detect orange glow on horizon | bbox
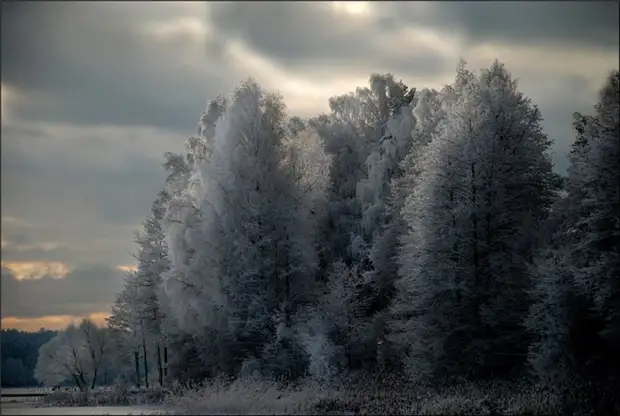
[1,312,111,332]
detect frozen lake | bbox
[1,403,164,415]
[1,388,165,415]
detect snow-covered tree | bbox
[315,75,413,271]
[528,70,620,383]
[572,71,619,345]
[158,96,230,381]
[35,326,88,390]
[106,188,173,387]
[78,318,111,389]
[35,320,110,391]
[391,60,555,381]
[107,271,148,387]
[160,80,330,379]
[211,80,322,378]
[281,126,332,226]
[306,75,416,371]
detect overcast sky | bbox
[1,1,618,331]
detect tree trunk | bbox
[163,345,168,379]
[90,368,98,390]
[134,351,141,388]
[78,371,87,392]
[71,374,83,391]
[142,336,149,389]
[471,162,479,274]
[156,343,163,387]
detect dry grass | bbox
[164,373,620,415]
[40,386,169,407]
[163,376,336,415]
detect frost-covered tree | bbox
[528,70,620,383]
[355,88,447,372]
[298,260,372,378]
[35,326,89,390]
[315,75,413,271]
[572,71,620,347]
[210,80,323,378]
[107,271,149,387]
[35,320,110,391]
[138,192,172,383]
[526,113,598,384]
[161,80,329,379]
[308,75,416,371]
[356,79,416,246]
[107,189,173,387]
[78,318,111,389]
[159,97,230,381]
[391,60,555,381]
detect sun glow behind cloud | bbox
[330,1,372,17]
[1,83,15,123]
[225,39,371,117]
[144,17,211,41]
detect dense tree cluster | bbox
[33,62,618,392]
[1,329,56,387]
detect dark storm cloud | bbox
[1,266,124,318]
[0,2,233,131]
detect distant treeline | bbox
[1,328,57,387]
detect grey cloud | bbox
[1,123,167,228]
[0,243,76,264]
[1,266,124,318]
[514,73,604,173]
[208,2,618,80]
[208,2,451,77]
[382,2,619,52]
[0,121,176,267]
[1,232,32,246]
[1,2,234,131]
